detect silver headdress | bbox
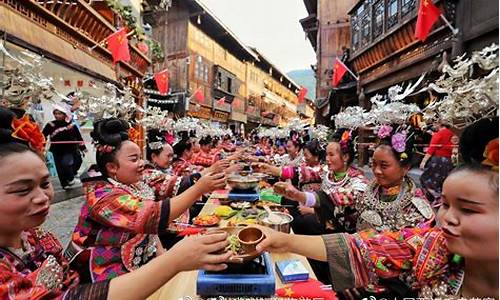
[424,43,499,128]
[77,83,139,120]
[140,106,174,131]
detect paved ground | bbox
[43,196,84,246]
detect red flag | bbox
[194,89,205,103]
[415,0,441,42]
[106,28,130,63]
[298,87,308,103]
[331,59,348,87]
[216,97,226,106]
[154,69,169,95]
[276,279,337,300]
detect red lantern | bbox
[136,41,149,55]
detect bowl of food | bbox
[210,227,262,263]
[251,172,269,181]
[258,212,293,233]
[227,174,259,190]
[237,227,264,255]
[273,182,289,195]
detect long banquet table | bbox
[148,194,316,300]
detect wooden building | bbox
[300,0,357,125]
[347,0,498,165]
[0,0,151,148]
[146,0,301,133]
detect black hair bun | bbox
[0,107,16,144]
[199,135,213,146]
[460,117,499,164]
[91,118,130,146]
[147,129,164,143]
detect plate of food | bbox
[240,207,263,219]
[193,215,220,227]
[255,201,285,211]
[230,201,252,210]
[251,172,269,181]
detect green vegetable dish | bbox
[225,234,242,255]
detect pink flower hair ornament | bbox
[377,125,393,139]
[96,144,115,153]
[391,132,407,153]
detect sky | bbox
[197,0,316,73]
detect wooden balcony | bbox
[0,0,151,78]
[348,0,456,92]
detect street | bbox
[43,196,84,247]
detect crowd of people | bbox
[0,95,497,299]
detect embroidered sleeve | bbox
[315,190,359,234]
[0,260,41,299]
[88,188,170,234]
[63,280,110,300]
[281,165,322,187]
[173,161,193,177]
[143,169,180,200]
[322,227,447,291]
[192,152,215,167]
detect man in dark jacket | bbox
[43,103,86,189]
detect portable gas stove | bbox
[196,252,275,297]
[227,188,260,202]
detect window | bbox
[204,66,209,82]
[217,72,223,88]
[227,77,232,93]
[372,0,384,38]
[360,7,371,46]
[351,15,360,51]
[195,56,208,83]
[401,0,416,16]
[387,0,399,29]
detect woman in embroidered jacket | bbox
[192,136,219,167]
[65,118,227,283]
[353,125,434,232]
[144,131,237,236]
[256,140,327,241]
[0,108,232,300]
[275,130,368,234]
[257,139,326,192]
[257,118,499,299]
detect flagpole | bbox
[337,59,359,81]
[88,29,135,51]
[187,86,202,101]
[439,14,459,35]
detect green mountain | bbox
[287,69,316,100]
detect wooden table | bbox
[148,197,316,300]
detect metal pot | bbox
[227,175,259,190]
[258,212,293,233]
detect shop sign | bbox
[187,105,212,119]
[261,118,275,126]
[248,115,261,123]
[230,111,247,123]
[213,110,229,123]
